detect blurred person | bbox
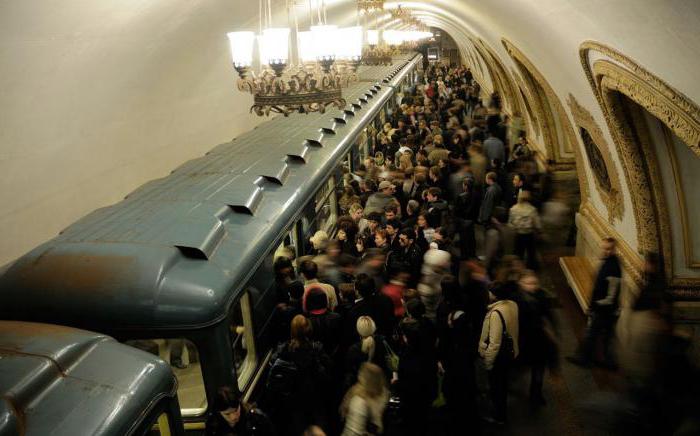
[478,172,503,226]
[205,386,273,436]
[567,238,622,369]
[479,284,519,424]
[517,270,558,405]
[344,317,390,391]
[271,280,305,345]
[344,273,395,345]
[417,249,451,322]
[508,190,541,270]
[436,276,479,435]
[305,287,342,358]
[454,177,480,259]
[300,260,338,312]
[340,363,390,436]
[365,181,400,216]
[396,319,438,436]
[267,315,332,436]
[381,270,409,320]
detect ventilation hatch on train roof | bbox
[247,158,290,185]
[161,202,227,260]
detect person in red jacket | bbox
[381,270,409,320]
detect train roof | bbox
[0,321,176,435]
[0,54,422,331]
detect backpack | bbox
[494,310,515,364]
[266,353,298,397]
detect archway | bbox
[581,41,700,298]
[502,38,576,172]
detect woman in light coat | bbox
[340,363,390,436]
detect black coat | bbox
[397,346,437,411]
[308,311,343,356]
[344,293,396,345]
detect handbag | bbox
[494,310,515,363]
[382,337,400,372]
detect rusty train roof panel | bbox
[0,321,176,435]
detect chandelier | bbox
[357,0,384,15]
[362,30,392,65]
[390,4,410,20]
[227,1,363,116]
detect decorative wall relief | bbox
[580,41,700,298]
[567,94,624,222]
[501,38,576,171]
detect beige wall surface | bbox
[0,0,267,265]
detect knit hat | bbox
[356,316,376,338]
[306,287,328,315]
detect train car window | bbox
[314,177,338,234]
[126,339,207,417]
[146,412,173,436]
[274,227,297,262]
[356,129,368,164]
[230,292,257,391]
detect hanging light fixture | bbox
[226,0,346,116]
[357,0,384,15]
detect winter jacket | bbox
[479,300,519,370]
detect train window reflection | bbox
[230,292,257,391]
[314,177,338,234]
[126,339,207,417]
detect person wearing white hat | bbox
[417,249,451,322]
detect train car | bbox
[0,321,183,436]
[0,53,422,430]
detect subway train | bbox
[0,53,423,432]
[0,321,184,436]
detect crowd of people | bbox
[204,63,698,436]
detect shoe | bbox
[594,360,618,371]
[530,394,547,406]
[171,360,188,370]
[482,416,505,425]
[566,355,592,368]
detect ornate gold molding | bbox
[501,38,576,168]
[511,68,541,138]
[567,94,624,222]
[663,127,700,268]
[472,38,523,118]
[580,41,700,298]
[580,41,700,154]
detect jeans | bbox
[514,232,538,270]
[488,359,510,422]
[577,310,617,364]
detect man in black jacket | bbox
[426,187,449,229]
[387,228,424,288]
[344,273,395,346]
[567,237,622,369]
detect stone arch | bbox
[581,41,700,298]
[471,38,523,119]
[567,94,624,223]
[502,38,576,171]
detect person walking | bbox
[508,190,541,270]
[567,237,622,369]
